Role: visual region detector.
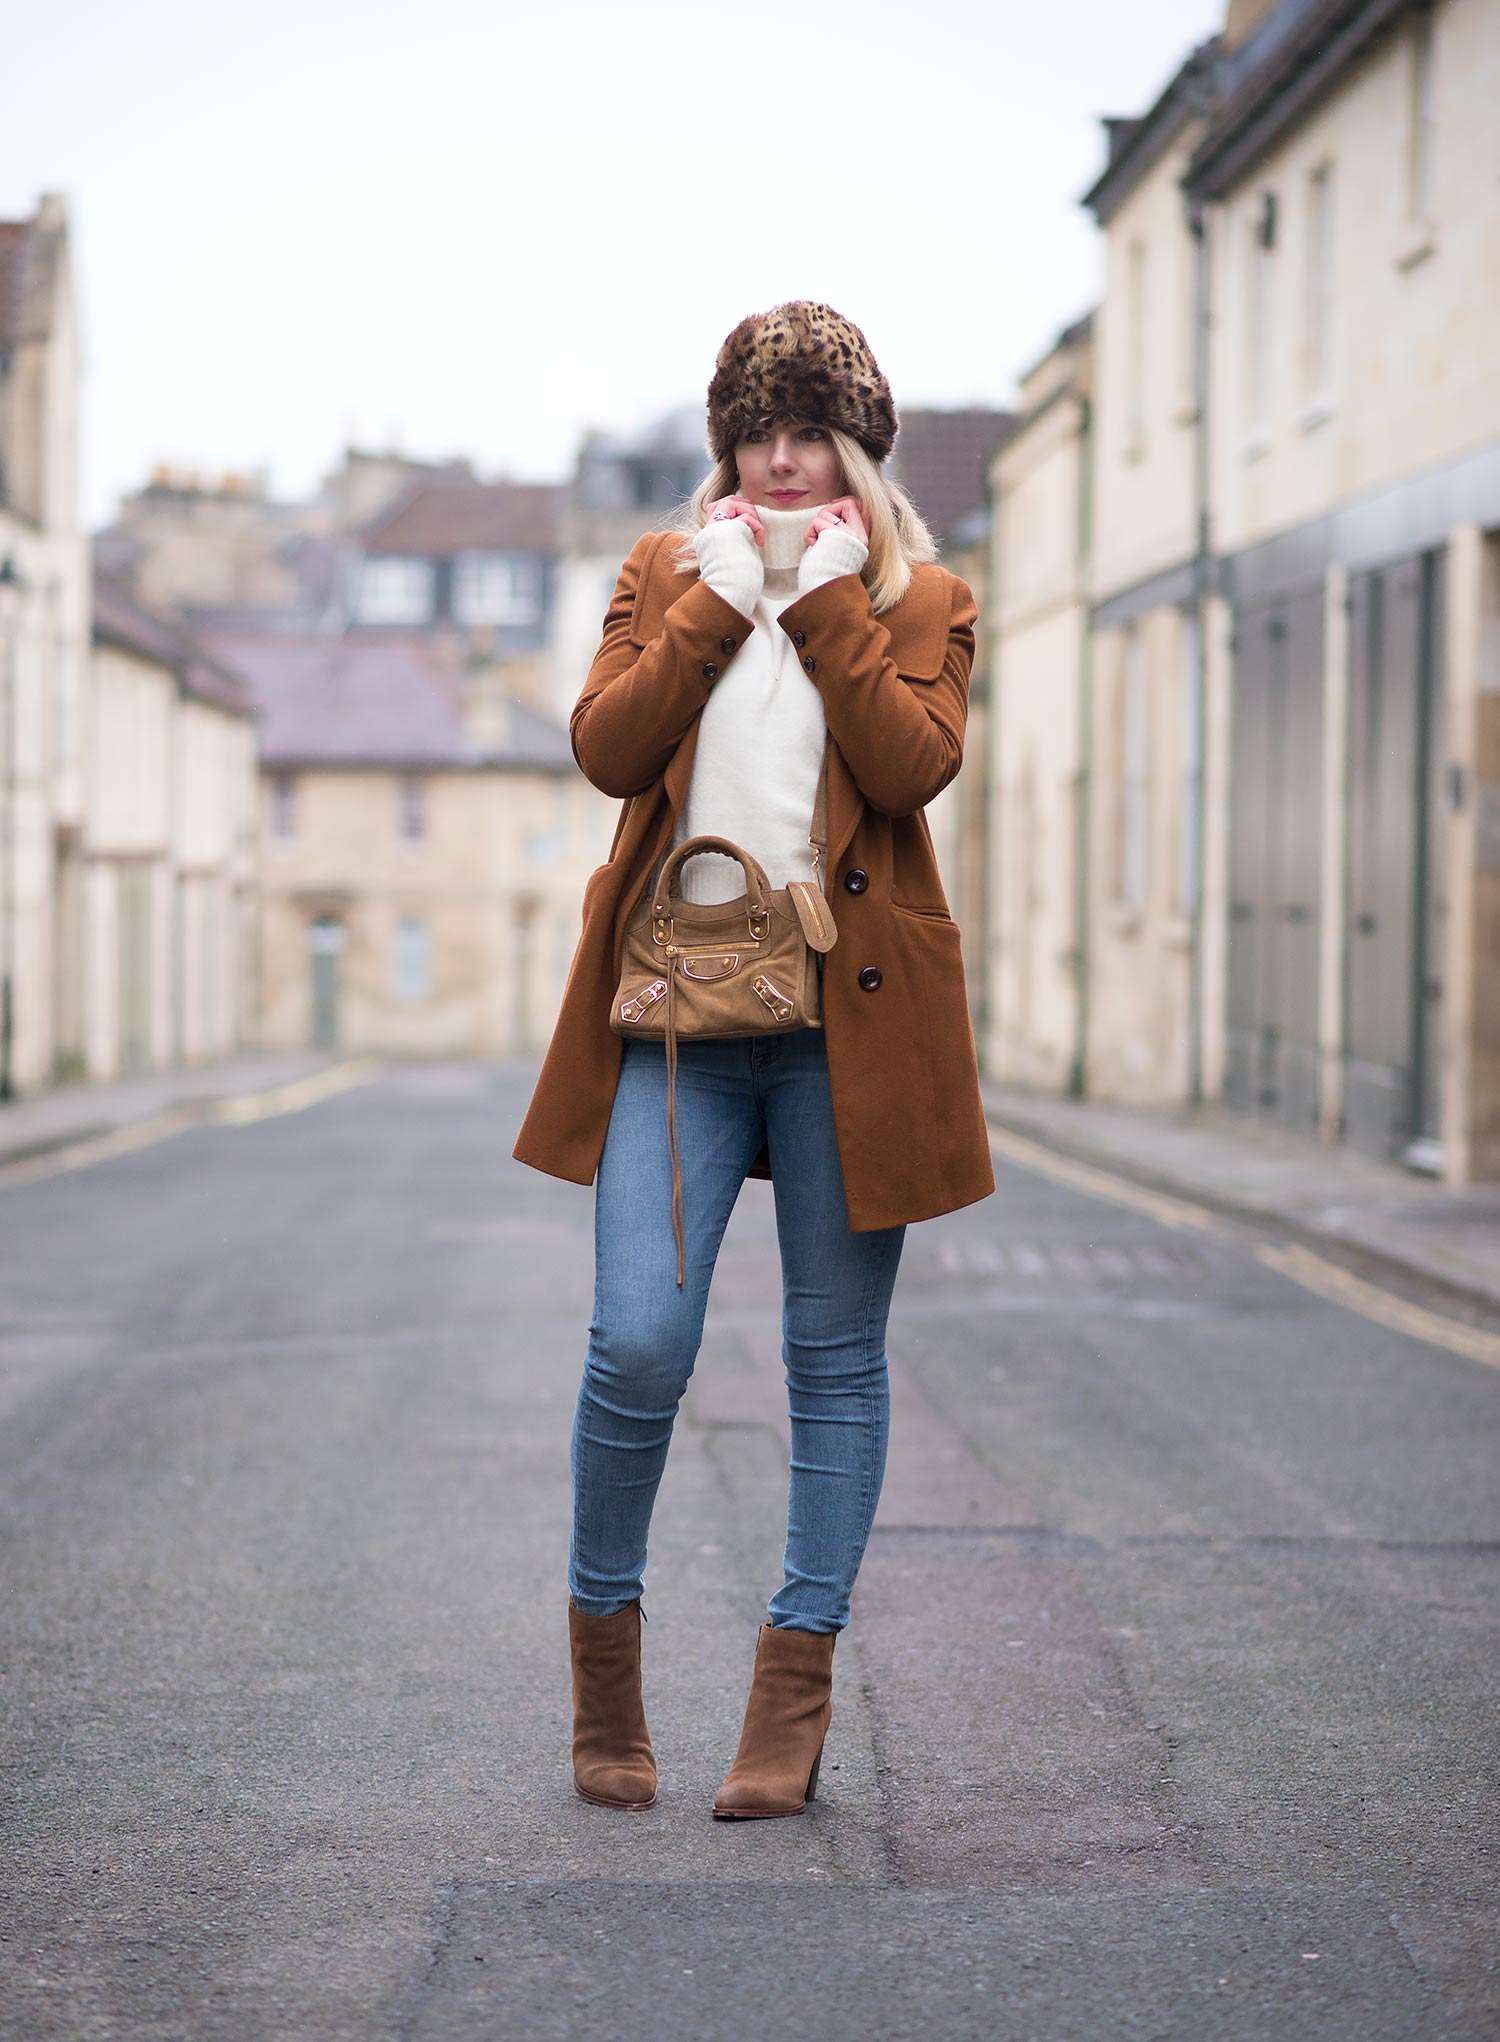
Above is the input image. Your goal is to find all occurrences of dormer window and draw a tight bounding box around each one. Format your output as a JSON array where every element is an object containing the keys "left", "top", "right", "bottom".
[
  {"left": 453, "top": 552, "right": 540, "bottom": 628},
  {"left": 355, "top": 555, "right": 434, "bottom": 626}
]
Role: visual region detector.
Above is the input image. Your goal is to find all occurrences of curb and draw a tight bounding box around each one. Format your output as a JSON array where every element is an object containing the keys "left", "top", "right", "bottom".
[
  {"left": 982, "top": 1098, "right": 1500, "bottom": 1330},
  {"left": 0, "top": 1059, "right": 384, "bottom": 1184}
]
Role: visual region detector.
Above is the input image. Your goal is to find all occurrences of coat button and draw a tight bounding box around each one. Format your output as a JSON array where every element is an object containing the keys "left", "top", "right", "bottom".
[
  {"left": 802, "top": 655, "right": 816, "bottom": 674},
  {"left": 719, "top": 635, "right": 736, "bottom": 651},
  {"left": 844, "top": 868, "right": 869, "bottom": 894},
  {"left": 857, "top": 965, "right": 883, "bottom": 992},
  {"left": 791, "top": 629, "right": 806, "bottom": 647},
  {"left": 702, "top": 660, "right": 718, "bottom": 679}
]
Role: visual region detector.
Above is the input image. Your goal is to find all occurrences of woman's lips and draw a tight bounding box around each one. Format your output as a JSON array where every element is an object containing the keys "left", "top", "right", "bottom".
[{"left": 767, "top": 489, "right": 807, "bottom": 502}]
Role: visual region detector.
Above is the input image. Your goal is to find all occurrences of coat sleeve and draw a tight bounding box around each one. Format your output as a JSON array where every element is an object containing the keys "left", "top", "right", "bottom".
[
  {"left": 569, "top": 532, "right": 759, "bottom": 799},
  {"left": 772, "top": 567, "right": 977, "bottom": 817}
]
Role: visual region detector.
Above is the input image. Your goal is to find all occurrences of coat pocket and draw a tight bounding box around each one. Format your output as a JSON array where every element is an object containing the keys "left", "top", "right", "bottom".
[{"left": 890, "top": 898, "right": 955, "bottom": 923}]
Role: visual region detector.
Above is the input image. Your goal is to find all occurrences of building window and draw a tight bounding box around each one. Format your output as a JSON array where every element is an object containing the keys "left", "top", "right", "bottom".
[
  {"left": 392, "top": 916, "right": 431, "bottom": 1001},
  {"left": 1117, "top": 627, "right": 1149, "bottom": 913},
  {"left": 453, "top": 552, "right": 540, "bottom": 628},
  {"left": 1244, "top": 194, "right": 1275, "bottom": 443},
  {"left": 1124, "top": 237, "right": 1148, "bottom": 457},
  {"left": 397, "top": 773, "right": 426, "bottom": 842},
  {"left": 356, "top": 555, "right": 434, "bottom": 626},
  {"left": 270, "top": 772, "right": 297, "bottom": 839},
  {"left": 1302, "top": 163, "right": 1335, "bottom": 412},
  {"left": 1408, "top": 7, "right": 1436, "bottom": 222}
]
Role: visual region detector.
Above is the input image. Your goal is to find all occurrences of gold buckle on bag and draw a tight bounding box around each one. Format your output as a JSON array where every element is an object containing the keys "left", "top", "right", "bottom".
[
  {"left": 752, "top": 974, "right": 794, "bottom": 1021},
  {"left": 619, "top": 980, "right": 668, "bottom": 1023}
]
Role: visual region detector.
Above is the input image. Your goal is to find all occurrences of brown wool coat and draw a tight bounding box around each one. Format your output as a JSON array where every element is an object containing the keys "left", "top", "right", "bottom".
[{"left": 511, "top": 526, "right": 997, "bottom": 1232}]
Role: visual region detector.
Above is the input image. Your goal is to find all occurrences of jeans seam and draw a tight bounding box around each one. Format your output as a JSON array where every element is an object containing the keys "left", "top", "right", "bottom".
[{"left": 854, "top": 1242, "right": 885, "bottom": 1594}]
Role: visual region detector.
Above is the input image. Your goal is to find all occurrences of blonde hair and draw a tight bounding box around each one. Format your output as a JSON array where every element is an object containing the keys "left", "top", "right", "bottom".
[{"left": 659, "top": 420, "right": 936, "bottom": 615}]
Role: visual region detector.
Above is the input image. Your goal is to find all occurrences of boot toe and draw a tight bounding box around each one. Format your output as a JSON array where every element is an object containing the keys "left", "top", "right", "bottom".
[
  {"left": 576, "top": 1761, "right": 658, "bottom": 1810},
  {"left": 711, "top": 1770, "right": 806, "bottom": 1818}
]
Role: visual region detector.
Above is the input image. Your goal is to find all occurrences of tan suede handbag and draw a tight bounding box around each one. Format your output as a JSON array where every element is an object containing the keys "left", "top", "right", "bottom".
[{"left": 610, "top": 744, "right": 838, "bottom": 1286}]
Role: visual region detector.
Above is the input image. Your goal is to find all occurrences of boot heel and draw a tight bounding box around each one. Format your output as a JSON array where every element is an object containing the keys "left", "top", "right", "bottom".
[{"left": 805, "top": 1739, "right": 824, "bottom": 1803}]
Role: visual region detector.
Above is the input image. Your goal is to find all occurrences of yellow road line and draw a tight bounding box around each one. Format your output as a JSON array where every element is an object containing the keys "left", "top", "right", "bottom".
[
  {"left": 1254, "top": 1240, "right": 1500, "bottom": 1371},
  {"left": 986, "top": 1118, "right": 1500, "bottom": 1372},
  {"left": 986, "top": 1122, "right": 1226, "bottom": 1236},
  {"left": 0, "top": 1058, "right": 384, "bottom": 1190},
  {"left": 201, "top": 1058, "right": 384, "bottom": 1125}
]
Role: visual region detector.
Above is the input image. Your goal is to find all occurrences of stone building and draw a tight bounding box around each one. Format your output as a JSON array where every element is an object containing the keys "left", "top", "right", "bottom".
[
  {"left": 88, "top": 575, "right": 258, "bottom": 1077},
  {"left": 342, "top": 476, "right": 567, "bottom": 719},
  {"left": 988, "top": 0, "right": 1500, "bottom": 1185},
  {"left": 890, "top": 407, "right": 1016, "bottom": 1038},
  {"left": 1189, "top": 0, "right": 1500, "bottom": 1180},
  {"left": 94, "top": 447, "right": 478, "bottom": 636},
  {"left": 0, "top": 192, "right": 90, "bottom": 1097},
  {"left": 203, "top": 627, "right": 606, "bottom": 1057},
  {"left": 984, "top": 317, "right": 1094, "bottom": 1093},
  {"left": 1079, "top": 47, "right": 1218, "bottom": 1108}
]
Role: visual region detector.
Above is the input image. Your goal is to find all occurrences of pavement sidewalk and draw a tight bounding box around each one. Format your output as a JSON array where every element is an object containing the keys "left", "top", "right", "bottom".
[
  {"left": 981, "top": 1082, "right": 1500, "bottom": 1316},
  {"left": 0, "top": 1051, "right": 356, "bottom": 1169}
]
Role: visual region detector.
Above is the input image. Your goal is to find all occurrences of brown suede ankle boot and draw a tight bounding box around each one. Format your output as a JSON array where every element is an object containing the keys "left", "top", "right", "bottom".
[
  {"left": 567, "top": 1595, "right": 657, "bottom": 1810},
  {"left": 712, "top": 1621, "right": 836, "bottom": 1819}
]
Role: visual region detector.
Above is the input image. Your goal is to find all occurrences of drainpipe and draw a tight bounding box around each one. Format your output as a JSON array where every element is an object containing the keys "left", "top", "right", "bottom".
[
  {"left": 1068, "top": 389, "right": 1095, "bottom": 1100},
  {"left": 1186, "top": 190, "right": 1212, "bottom": 1109}
]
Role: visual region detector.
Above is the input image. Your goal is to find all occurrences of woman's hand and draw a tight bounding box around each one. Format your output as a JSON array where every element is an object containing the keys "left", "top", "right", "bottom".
[
  {"left": 805, "top": 496, "right": 869, "bottom": 548},
  {"left": 703, "top": 494, "right": 766, "bottom": 546}
]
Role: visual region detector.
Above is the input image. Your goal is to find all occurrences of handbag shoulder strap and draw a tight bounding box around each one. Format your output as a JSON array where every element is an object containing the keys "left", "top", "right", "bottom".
[{"left": 808, "top": 731, "right": 832, "bottom": 898}]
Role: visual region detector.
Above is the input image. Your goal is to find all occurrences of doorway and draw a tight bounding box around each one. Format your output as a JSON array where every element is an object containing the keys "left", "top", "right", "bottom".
[{"left": 309, "top": 916, "right": 345, "bottom": 1050}]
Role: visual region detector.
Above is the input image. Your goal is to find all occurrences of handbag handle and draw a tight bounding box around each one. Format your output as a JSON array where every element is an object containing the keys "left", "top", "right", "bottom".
[{"left": 652, "top": 835, "right": 775, "bottom": 917}]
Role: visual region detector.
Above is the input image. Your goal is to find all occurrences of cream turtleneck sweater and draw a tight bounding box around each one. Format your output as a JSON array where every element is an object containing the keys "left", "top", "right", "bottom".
[{"left": 669, "top": 502, "right": 869, "bottom": 905}]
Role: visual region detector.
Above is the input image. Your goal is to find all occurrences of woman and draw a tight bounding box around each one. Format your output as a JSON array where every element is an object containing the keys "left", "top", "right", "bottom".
[{"left": 512, "top": 301, "right": 995, "bottom": 1819}]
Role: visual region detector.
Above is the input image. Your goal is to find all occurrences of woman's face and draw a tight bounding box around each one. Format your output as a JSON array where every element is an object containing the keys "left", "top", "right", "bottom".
[{"left": 733, "top": 418, "right": 842, "bottom": 509}]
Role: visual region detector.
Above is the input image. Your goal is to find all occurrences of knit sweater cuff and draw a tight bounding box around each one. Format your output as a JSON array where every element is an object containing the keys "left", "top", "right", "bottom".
[
  {"left": 796, "top": 523, "right": 869, "bottom": 595},
  {"left": 692, "top": 519, "right": 764, "bottom": 620}
]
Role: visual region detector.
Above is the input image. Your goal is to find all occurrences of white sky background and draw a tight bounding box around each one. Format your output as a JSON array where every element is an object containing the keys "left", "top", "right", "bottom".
[{"left": 3, "top": 0, "right": 1222, "bottom": 530}]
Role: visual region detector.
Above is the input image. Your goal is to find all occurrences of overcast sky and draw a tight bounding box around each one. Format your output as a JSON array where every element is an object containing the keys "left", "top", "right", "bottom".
[{"left": 3, "top": 0, "right": 1223, "bottom": 529}]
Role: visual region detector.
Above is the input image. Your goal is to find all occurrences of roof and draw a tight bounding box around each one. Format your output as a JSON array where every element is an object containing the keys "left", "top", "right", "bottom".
[
  {"left": 362, "top": 478, "right": 568, "bottom": 557},
  {"left": 1081, "top": 40, "right": 1220, "bottom": 224},
  {"left": 1185, "top": 0, "right": 1414, "bottom": 199},
  {"left": 1015, "top": 307, "right": 1096, "bottom": 391},
  {"left": 198, "top": 628, "right": 574, "bottom": 772},
  {"left": 92, "top": 572, "right": 255, "bottom": 716},
  {"left": 892, "top": 409, "right": 1017, "bottom": 547}
]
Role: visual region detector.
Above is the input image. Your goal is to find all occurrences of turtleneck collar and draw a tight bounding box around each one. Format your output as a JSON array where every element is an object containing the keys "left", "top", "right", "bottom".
[{"left": 754, "top": 499, "right": 824, "bottom": 581}]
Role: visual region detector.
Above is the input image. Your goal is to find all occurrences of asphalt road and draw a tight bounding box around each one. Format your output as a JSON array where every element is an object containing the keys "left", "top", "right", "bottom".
[{"left": 1, "top": 1059, "right": 1496, "bottom": 2040}]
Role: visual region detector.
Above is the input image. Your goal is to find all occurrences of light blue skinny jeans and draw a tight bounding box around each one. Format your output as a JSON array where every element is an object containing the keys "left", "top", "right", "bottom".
[{"left": 568, "top": 1027, "right": 906, "bottom": 1633}]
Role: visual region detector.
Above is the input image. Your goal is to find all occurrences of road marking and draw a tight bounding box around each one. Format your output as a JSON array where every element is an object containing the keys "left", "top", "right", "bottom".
[
  {"left": 198, "top": 1059, "right": 383, "bottom": 1126},
  {"left": 987, "top": 1119, "right": 1500, "bottom": 1371},
  {"left": 1254, "top": 1240, "right": 1500, "bottom": 1371},
  {"left": 933, "top": 1237, "right": 1203, "bottom": 1281},
  {"left": 0, "top": 1059, "right": 383, "bottom": 1189},
  {"left": 986, "top": 1123, "right": 1225, "bottom": 1236}
]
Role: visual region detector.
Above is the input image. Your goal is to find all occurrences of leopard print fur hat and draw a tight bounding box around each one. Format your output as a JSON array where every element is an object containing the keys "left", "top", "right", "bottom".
[{"left": 705, "top": 300, "right": 898, "bottom": 466}]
